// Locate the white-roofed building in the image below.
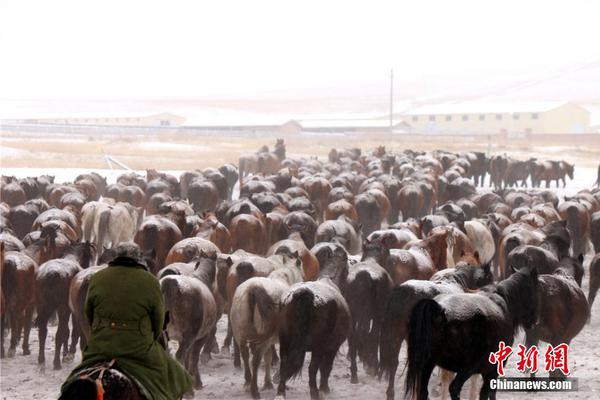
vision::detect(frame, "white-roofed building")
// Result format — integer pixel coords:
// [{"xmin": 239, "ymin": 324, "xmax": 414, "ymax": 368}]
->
[
  {"xmin": 298, "ymin": 119, "xmax": 409, "ymax": 133},
  {"xmin": 400, "ymin": 101, "xmax": 590, "ymax": 135},
  {"xmin": 3, "ymin": 112, "xmax": 186, "ymax": 127}
]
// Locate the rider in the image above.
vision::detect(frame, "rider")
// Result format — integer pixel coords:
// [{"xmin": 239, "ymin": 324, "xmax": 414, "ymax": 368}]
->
[{"xmin": 60, "ymin": 242, "xmax": 192, "ymax": 400}]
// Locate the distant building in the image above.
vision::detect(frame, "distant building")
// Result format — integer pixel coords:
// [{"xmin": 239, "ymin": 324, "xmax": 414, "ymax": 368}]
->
[
  {"xmin": 182, "ymin": 118, "xmax": 302, "ymax": 135},
  {"xmin": 9, "ymin": 112, "xmax": 186, "ymax": 127},
  {"xmin": 298, "ymin": 119, "xmax": 409, "ymax": 133},
  {"xmin": 400, "ymin": 101, "xmax": 590, "ymax": 135}
]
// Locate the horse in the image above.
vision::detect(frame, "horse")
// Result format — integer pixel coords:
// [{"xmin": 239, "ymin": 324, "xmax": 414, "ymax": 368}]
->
[
  {"xmin": 558, "ymin": 200, "xmax": 590, "ymax": 258},
  {"xmin": 325, "ymin": 199, "xmax": 358, "ymax": 221},
  {"xmin": 276, "ymin": 242, "xmax": 351, "ymax": 400},
  {"xmin": 164, "ymin": 237, "xmax": 220, "ymax": 265},
  {"xmin": 378, "ymin": 262, "xmax": 493, "ymax": 400},
  {"xmin": 58, "ymin": 360, "xmax": 144, "ymax": 400},
  {"xmin": 405, "ymin": 265, "xmax": 538, "ymax": 400},
  {"xmin": 135, "ymin": 215, "xmax": 183, "ymax": 274},
  {"xmin": 532, "ymin": 160, "xmax": 574, "ymax": 188},
  {"xmin": 230, "ymin": 253, "xmax": 304, "ymax": 399},
  {"xmin": 588, "ymin": 253, "xmax": 600, "ymax": 310},
  {"xmin": 384, "ymin": 227, "xmax": 450, "ymax": 285},
  {"xmin": 354, "ymin": 189, "xmax": 390, "ymax": 236},
  {"xmin": 590, "ymin": 211, "xmax": 600, "ymax": 254},
  {"xmin": 1, "ymin": 251, "xmax": 37, "ymax": 358},
  {"xmin": 160, "ymin": 257, "xmax": 218, "ymax": 392},
  {"xmin": 345, "ymin": 239, "xmax": 393, "ymax": 383},
  {"xmin": 36, "ymin": 258, "xmax": 82, "ymax": 370},
  {"xmin": 229, "ymin": 213, "xmax": 267, "ymax": 255},
  {"xmin": 94, "ymin": 202, "xmax": 143, "ymax": 251},
  {"xmin": 314, "ymin": 215, "xmax": 362, "ymax": 255},
  {"xmin": 366, "ymin": 228, "xmax": 418, "ymax": 249},
  {"xmin": 218, "ymin": 163, "xmax": 239, "ymax": 201},
  {"xmin": 524, "ymin": 265, "xmax": 589, "ymax": 378},
  {"xmin": 267, "ymin": 233, "xmax": 320, "ymax": 281}
]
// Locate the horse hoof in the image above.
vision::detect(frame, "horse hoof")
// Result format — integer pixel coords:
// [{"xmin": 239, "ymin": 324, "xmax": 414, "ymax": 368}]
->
[
  {"xmin": 200, "ymin": 352, "xmax": 212, "ymax": 365},
  {"xmin": 274, "ymin": 396, "xmax": 285, "ymax": 400},
  {"xmin": 262, "ymin": 382, "xmax": 274, "ymax": 390},
  {"xmin": 211, "ymin": 341, "xmax": 220, "ymax": 354},
  {"xmin": 22, "ymin": 348, "xmax": 31, "ymax": 356},
  {"xmin": 53, "ymin": 362, "xmax": 62, "ymax": 371},
  {"xmin": 220, "ymin": 347, "xmax": 231, "ymax": 357},
  {"xmin": 350, "ymin": 376, "xmax": 359, "ymax": 384},
  {"xmin": 320, "ymin": 386, "xmax": 331, "ymax": 394},
  {"xmin": 251, "ymin": 390, "xmax": 261, "ymax": 399},
  {"xmin": 63, "ymin": 353, "xmax": 74, "ymax": 363},
  {"xmin": 7, "ymin": 348, "xmax": 15, "ymax": 358}
]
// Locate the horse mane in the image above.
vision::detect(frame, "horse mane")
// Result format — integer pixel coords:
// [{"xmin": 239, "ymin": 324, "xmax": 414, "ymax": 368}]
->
[{"xmin": 486, "ymin": 266, "xmax": 537, "ymax": 333}]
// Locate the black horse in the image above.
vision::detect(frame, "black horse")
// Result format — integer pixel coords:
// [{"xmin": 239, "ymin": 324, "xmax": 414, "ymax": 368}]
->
[
  {"xmin": 378, "ymin": 262, "xmax": 493, "ymax": 400},
  {"xmin": 405, "ymin": 265, "xmax": 538, "ymax": 400}
]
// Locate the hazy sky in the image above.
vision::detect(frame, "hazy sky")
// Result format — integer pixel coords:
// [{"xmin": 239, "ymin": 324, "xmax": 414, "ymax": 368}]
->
[{"xmin": 1, "ymin": 0, "xmax": 598, "ymax": 99}]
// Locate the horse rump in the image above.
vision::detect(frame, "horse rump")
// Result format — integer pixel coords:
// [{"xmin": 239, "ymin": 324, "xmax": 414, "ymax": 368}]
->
[
  {"xmin": 279, "ymin": 288, "xmax": 313, "ymax": 380},
  {"xmin": 247, "ymin": 284, "xmax": 276, "ymax": 336}
]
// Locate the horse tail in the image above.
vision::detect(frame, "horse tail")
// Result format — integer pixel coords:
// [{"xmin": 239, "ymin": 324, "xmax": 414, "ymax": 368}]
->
[
  {"xmin": 379, "ymin": 285, "xmax": 409, "ymax": 379},
  {"xmin": 247, "ymin": 284, "xmax": 275, "ymax": 336},
  {"xmin": 2, "ymin": 257, "xmax": 17, "ymax": 300},
  {"xmin": 160, "ymin": 276, "xmax": 181, "ymax": 313},
  {"xmin": 405, "ymin": 298, "xmax": 444, "ymax": 399},
  {"xmin": 95, "ymin": 207, "xmax": 111, "ymax": 250},
  {"xmin": 81, "ymin": 204, "xmax": 95, "ymax": 243},
  {"xmin": 347, "ymin": 270, "xmax": 373, "ymax": 364},
  {"xmin": 279, "ymin": 288, "xmax": 313, "ymax": 380},
  {"xmin": 142, "ymin": 222, "xmax": 159, "ymax": 263},
  {"xmin": 566, "ymin": 205, "xmax": 584, "ymax": 258},
  {"xmin": 405, "ymin": 188, "xmax": 420, "ymax": 220}
]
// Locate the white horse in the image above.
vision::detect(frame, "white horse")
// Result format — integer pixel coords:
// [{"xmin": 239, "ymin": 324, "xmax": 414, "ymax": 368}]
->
[
  {"xmin": 93, "ymin": 202, "xmax": 142, "ymax": 251},
  {"xmin": 229, "ymin": 253, "xmax": 304, "ymax": 399}
]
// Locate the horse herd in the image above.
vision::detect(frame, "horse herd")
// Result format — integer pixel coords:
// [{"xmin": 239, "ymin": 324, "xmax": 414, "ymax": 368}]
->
[{"xmin": 1, "ymin": 140, "xmax": 600, "ymax": 400}]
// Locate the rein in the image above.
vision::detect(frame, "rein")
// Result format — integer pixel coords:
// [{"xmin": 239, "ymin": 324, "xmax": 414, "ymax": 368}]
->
[{"xmin": 78, "ymin": 359, "xmax": 116, "ymax": 400}]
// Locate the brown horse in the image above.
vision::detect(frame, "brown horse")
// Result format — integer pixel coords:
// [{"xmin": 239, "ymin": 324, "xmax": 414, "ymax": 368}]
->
[
  {"xmin": 558, "ymin": 200, "xmax": 590, "ymax": 258},
  {"xmin": 325, "ymin": 199, "xmax": 358, "ymax": 221},
  {"xmin": 230, "ymin": 213, "xmax": 267, "ymax": 255},
  {"xmin": 135, "ymin": 215, "xmax": 183, "ymax": 274},
  {"xmin": 268, "ymin": 232, "xmax": 320, "ymax": 281},
  {"xmin": 315, "ymin": 215, "xmax": 362, "ymax": 255},
  {"xmin": 525, "ymin": 266, "xmax": 589, "ymax": 378},
  {"xmin": 384, "ymin": 228, "xmax": 450, "ymax": 285},
  {"xmin": 1, "ymin": 251, "xmax": 37, "ymax": 358},
  {"xmin": 532, "ymin": 160, "xmax": 574, "ymax": 188},
  {"xmin": 277, "ymin": 242, "xmax": 350, "ymax": 400},
  {"xmin": 164, "ymin": 237, "xmax": 220, "ymax": 265},
  {"xmin": 367, "ymin": 228, "xmax": 419, "ymax": 249},
  {"xmin": 590, "ymin": 211, "xmax": 600, "ymax": 254},
  {"xmin": 36, "ymin": 258, "xmax": 82, "ymax": 370},
  {"xmin": 195, "ymin": 213, "xmax": 232, "ymax": 253},
  {"xmin": 239, "ymin": 139, "xmax": 286, "ymax": 188}
]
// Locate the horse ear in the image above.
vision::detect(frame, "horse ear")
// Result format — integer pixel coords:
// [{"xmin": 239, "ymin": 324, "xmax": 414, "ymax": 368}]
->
[
  {"xmin": 577, "ymin": 254, "xmax": 584, "ymax": 263},
  {"xmin": 473, "ymin": 251, "xmax": 480, "ymax": 262},
  {"xmin": 226, "ymin": 256, "xmax": 234, "ymax": 267},
  {"xmin": 199, "ymin": 249, "xmax": 207, "ymax": 258}
]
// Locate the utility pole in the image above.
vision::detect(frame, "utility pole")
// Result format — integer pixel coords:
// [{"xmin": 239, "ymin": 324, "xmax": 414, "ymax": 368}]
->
[{"xmin": 389, "ymin": 68, "xmax": 394, "ymax": 131}]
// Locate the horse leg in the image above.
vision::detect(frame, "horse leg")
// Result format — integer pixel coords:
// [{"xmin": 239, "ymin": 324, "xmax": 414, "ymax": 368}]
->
[
  {"xmin": 200, "ymin": 325, "xmax": 217, "ymax": 364},
  {"xmin": 318, "ymin": 350, "xmax": 336, "ymax": 394},
  {"xmin": 240, "ymin": 340, "xmax": 252, "ymax": 390},
  {"xmin": 233, "ymin": 338, "xmax": 242, "ymax": 368},
  {"xmin": 190, "ymin": 338, "xmax": 206, "ymax": 389},
  {"xmin": 54, "ymin": 308, "xmax": 70, "ymax": 370},
  {"xmin": 37, "ymin": 311, "xmax": 50, "ymax": 369},
  {"xmin": 308, "ymin": 352, "xmax": 322, "ymax": 400},
  {"xmin": 66, "ymin": 314, "xmax": 80, "ymax": 361},
  {"xmin": 449, "ymin": 371, "xmax": 471, "ymax": 400},
  {"xmin": 479, "ymin": 371, "xmax": 497, "ymax": 400},
  {"xmin": 8, "ymin": 310, "xmax": 20, "ymax": 358},
  {"xmin": 271, "ymin": 344, "xmax": 279, "ymax": 366},
  {"xmin": 0, "ymin": 313, "xmax": 5, "ymax": 358},
  {"xmin": 384, "ymin": 331, "xmax": 403, "ymax": 400},
  {"xmin": 263, "ymin": 344, "xmax": 274, "ymax": 390},
  {"xmin": 439, "ymin": 368, "xmax": 453, "ymax": 400},
  {"xmin": 249, "ymin": 343, "xmax": 262, "ymax": 399},
  {"xmin": 348, "ymin": 328, "xmax": 359, "ymax": 383},
  {"xmin": 22, "ymin": 305, "xmax": 34, "ymax": 355},
  {"xmin": 222, "ymin": 318, "xmax": 233, "ymax": 355}
]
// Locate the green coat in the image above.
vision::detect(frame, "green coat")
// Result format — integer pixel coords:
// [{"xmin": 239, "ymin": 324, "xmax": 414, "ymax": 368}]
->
[{"xmin": 61, "ymin": 258, "xmax": 193, "ymax": 400}]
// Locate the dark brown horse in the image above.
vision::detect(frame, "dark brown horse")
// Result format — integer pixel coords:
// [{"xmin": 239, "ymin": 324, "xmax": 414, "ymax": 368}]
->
[
  {"xmin": 525, "ymin": 266, "xmax": 589, "ymax": 378},
  {"xmin": 588, "ymin": 253, "xmax": 600, "ymax": 310},
  {"xmin": 378, "ymin": 262, "xmax": 493, "ymax": 400},
  {"xmin": 1, "ymin": 251, "xmax": 37, "ymax": 359},
  {"xmin": 277, "ymin": 242, "xmax": 350, "ymax": 400},
  {"xmin": 532, "ymin": 160, "xmax": 574, "ymax": 188},
  {"xmin": 405, "ymin": 265, "xmax": 538, "ymax": 400},
  {"xmin": 344, "ymin": 239, "xmax": 393, "ymax": 383},
  {"xmin": 36, "ymin": 258, "xmax": 82, "ymax": 370},
  {"xmin": 135, "ymin": 215, "xmax": 183, "ymax": 274}
]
